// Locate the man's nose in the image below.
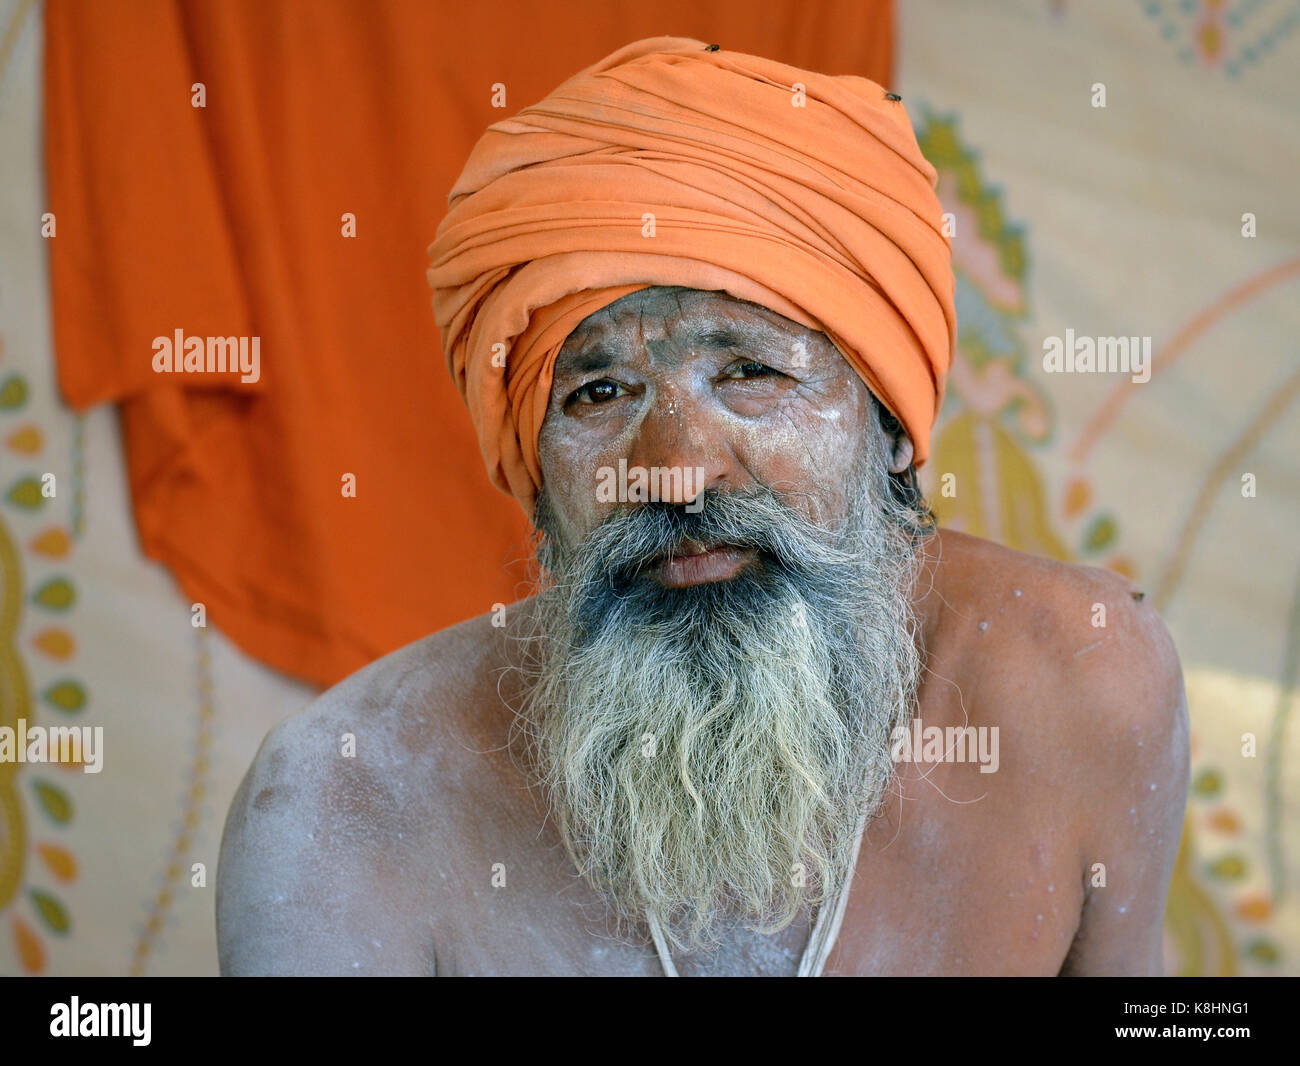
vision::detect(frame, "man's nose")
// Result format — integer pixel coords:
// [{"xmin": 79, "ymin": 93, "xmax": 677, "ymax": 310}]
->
[{"xmin": 625, "ymin": 384, "xmax": 737, "ymax": 507}]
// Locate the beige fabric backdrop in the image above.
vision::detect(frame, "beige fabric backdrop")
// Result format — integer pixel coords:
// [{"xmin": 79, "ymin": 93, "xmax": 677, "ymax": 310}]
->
[{"xmin": 902, "ymin": 0, "xmax": 1299, "ymax": 975}]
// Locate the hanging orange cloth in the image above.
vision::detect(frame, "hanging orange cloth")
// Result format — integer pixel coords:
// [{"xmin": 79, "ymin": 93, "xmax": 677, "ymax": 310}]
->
[{"xmin": 44, "ymin": 0, "xmax": 894, "ymax": 687}]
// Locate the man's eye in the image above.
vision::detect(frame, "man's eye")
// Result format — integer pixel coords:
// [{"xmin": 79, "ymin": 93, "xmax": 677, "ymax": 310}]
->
[
  {"xmin": 724, "ymin": 361, "xmax": 780, "ymax": 379},
  {"xmin": 571, "ymin": 380, "xmax": 625, "ymax": 405}
]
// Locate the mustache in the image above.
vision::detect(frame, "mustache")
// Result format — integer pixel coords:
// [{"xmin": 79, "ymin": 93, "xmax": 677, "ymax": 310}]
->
[{"xmin": 550, "ymin": 487, "xmax": 855, "ymax": 589}]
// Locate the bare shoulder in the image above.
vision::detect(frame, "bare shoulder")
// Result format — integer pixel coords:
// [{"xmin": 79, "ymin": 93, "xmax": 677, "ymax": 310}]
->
[
  {"xmin": 922, "ymin": 529, "xmax": 1189, "ymax": 973},
  {"xmin": 922, "ymin": 528, "xmax": 1186, "ymax": 750},
  {"xmin": 215, "ymin": 608, "xmax": 520, "ymax": 975}
]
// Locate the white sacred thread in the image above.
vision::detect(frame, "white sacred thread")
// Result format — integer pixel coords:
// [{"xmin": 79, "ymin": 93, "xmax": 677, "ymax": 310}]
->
[{"xmin": 648, "ymin": 795, "xmax": 873, "ymax": 977}]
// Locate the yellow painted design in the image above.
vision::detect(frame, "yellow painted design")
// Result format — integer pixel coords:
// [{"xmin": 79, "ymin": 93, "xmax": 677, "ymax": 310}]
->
[
  {"xmin": 1104, "ymin": 555, "xmax": 1137, "ymax": 581},
  {"xmin": 1063, "ymin": 477, "xmax": 1091, "ymax": 519},
  {"xmin": 11, "ymin": 913, "xmax": 43, "ymax": 974},
  {"xmin": 1163, "ymin": 814, "xmax": 1238, "ymax": 975},
  {"xmin": 31, "ymin": 628, "xmax": 75, "ymax": 660},
  {"xmin": 35, "ymin": 842, "xmax": 77, "ymax": 883},
  {"xmin": 928, "ymin": 413, "xmax": 1070, "ymax": 562},
  {"xmin": 0, "ymin": 513, "xmax": 30, "ymax": 910},
  {"xmin": 1206, "ymin": 809, "xmax": 1241, "ymax": 834},
  {"xmin": 4, "ymin": 425, "xmax": 41, "ymax": 454},
  {"xmin": 28, "ymin": 528, "xmax": 70, "ymax": 559},
  {"xmin": 1234, "ymin": 895, "xmax": 1271, "ymax": 923}
]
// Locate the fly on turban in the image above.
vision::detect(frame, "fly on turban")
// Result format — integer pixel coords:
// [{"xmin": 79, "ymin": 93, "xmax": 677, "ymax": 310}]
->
[{"xmin": 427, "ymin": 35, "xmax": 956, "ymax": 516}]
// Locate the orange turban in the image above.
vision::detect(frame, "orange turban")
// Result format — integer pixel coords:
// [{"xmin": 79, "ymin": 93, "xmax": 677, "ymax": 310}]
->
[{"xmin": 427, "ymin": 35, "xmax": 955, "ymax": 516}]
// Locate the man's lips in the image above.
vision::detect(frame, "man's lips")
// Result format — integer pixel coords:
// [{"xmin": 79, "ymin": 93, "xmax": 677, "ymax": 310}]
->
[{"xmin": 649, "ymin": 540, "xmax": 758, "ymax": 588}]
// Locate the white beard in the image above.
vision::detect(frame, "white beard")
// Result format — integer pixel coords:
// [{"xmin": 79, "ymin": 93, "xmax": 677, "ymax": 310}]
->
[{"xmin": 515, "ymin": 453, "xmax": 924, "ymax": 952}]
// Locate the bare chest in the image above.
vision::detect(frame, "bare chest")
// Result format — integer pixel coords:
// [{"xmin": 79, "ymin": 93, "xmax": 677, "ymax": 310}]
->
[{"xmin": 425, "ymin": 759, "xmax": 1083, "ymax": 976}]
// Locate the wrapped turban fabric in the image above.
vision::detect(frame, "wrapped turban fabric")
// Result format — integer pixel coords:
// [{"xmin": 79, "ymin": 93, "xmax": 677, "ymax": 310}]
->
[{"xmin": 427, "ymin": 35, "xmax": 956, "ymax": 516}]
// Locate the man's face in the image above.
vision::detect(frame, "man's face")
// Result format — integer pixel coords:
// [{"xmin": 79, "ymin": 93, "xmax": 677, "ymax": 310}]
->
[
  {"xmin": 520, "ymin": 286, "xmax": 924, "ymax": 953},
  {"xmin": 538, "ymin": 286, "xmax": 899, "ymax": 558}
]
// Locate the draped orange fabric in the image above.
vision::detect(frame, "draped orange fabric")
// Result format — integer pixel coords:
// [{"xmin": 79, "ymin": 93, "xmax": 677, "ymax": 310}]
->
[{"xmin": 44, "ymin": 1, "xmax": 894, "ymax": 686}]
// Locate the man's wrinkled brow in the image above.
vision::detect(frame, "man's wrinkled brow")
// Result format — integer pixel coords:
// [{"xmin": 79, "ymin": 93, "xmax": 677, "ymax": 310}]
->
[{"xmin": 556, "ymin": 317, "xmax": 802, "ymax": 375}]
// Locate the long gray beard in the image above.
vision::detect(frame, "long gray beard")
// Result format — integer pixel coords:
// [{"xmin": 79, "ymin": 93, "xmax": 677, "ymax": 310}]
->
[{"xmin": 513, "ymin": 455, "xmax": 925, "ymax": 952}]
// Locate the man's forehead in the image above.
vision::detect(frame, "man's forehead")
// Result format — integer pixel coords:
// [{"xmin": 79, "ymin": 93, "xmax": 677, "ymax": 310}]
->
[{"xmin": 559, "ymin": 286, "xmax": 823, "ymax": 362}]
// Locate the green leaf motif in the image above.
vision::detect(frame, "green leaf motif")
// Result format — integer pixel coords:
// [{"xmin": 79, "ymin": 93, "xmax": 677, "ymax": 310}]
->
[
  {"xmin": 1245, "ymin": 938, "xmax": 1280, "ymax": 965},
  {"xmin": 0, "ymin": 374, "xmax": 28, "ymax": 409},
  {"xmin": 32, "ymin": 779, "xmax": 73, "ymax": 824},
  {"xmin": 1206, "ymin": 854, "xmax": 1247, "ymax": 880},
  {"xmin": 28, "ymin": 888, "xmax": 71, "ymax": 934},
  {"xmin": 1082, "ymin": 514, "xmax": 1118, "ymax": 554},
  {"xmin": 1191, "ymin": 768, "xmax": 1223, "ymax": 798},
  {"xmin": 31, "ymin": 577, "xmax": 75, "ymax": 611},
  {"xmin": 42, "ymin": 680, "xmax": 86, "ymax": 713},
  {"xmin": 5, "ymin": 478, "xmax": 45, "ymax": 510}
]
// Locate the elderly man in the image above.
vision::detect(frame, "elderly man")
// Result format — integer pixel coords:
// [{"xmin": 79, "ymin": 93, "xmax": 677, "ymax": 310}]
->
[{"xmin": 216, "ymin": 37, "xmax": 1188, "ymax": 976}]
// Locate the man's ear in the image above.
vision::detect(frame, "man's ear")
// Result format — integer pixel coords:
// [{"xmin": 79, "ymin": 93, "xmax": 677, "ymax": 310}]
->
[
  {"xmin": 875, "ymin": 400, "xmax": 914, "ymax": 473},
  {"xmin": 887, "ymin": 431, "xmax": 914, "ymax": 474}
]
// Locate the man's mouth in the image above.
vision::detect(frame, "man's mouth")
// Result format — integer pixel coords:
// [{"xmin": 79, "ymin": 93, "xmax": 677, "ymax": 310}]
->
[{"xmin": 649, "ymin": 539, "xmax": 759, "ymax": 588}]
